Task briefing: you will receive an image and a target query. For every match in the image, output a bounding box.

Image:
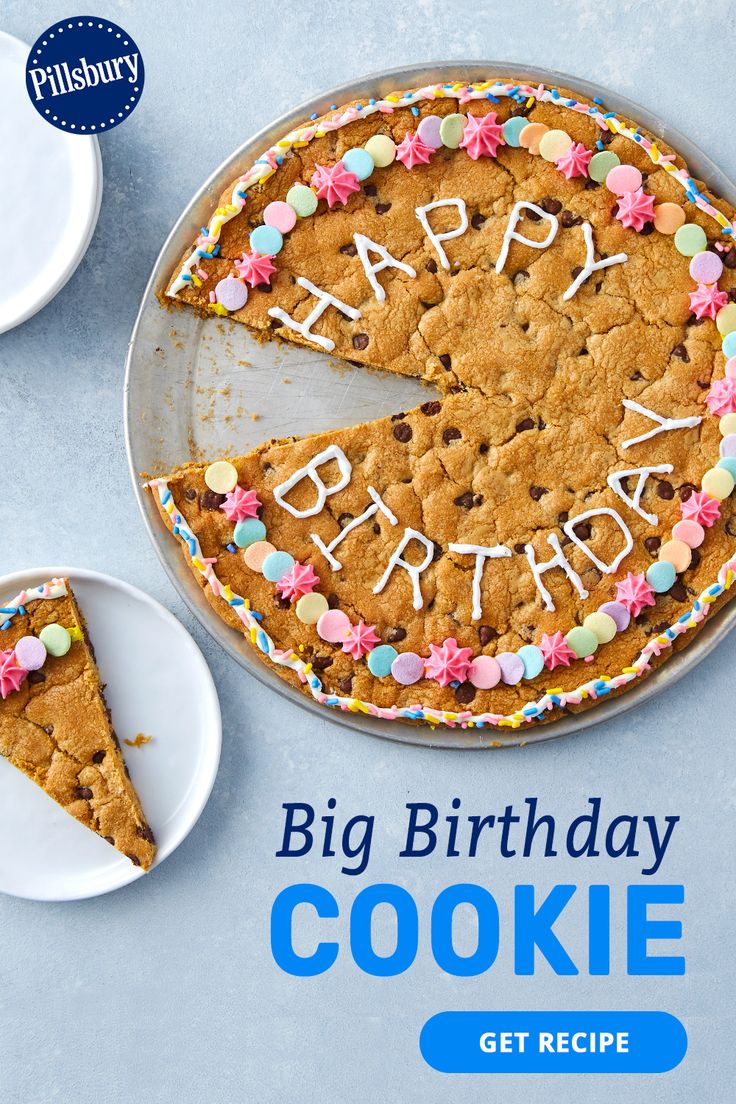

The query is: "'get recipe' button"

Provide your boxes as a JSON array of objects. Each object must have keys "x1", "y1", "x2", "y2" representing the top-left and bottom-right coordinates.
[{"x1": 420, "y1": 1011, "x2": 687, "y2": 1073}]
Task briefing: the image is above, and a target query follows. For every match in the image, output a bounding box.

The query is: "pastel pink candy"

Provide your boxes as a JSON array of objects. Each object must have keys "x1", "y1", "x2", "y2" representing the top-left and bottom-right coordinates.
[
  {"x1": 672, "y1": 519, "x2": 705, "y2": 548},
  {"x1": 467, "y1": 655, "x2": 501, "y2": 690},
  {"x1": 391, "y1": 651, "x2": 424, "y2": 685},
  {"x1": 726, "y1": 357, "x2": 736, "y2": 379},
  {"x1": 215, "y1": 276, "x2": 248, "y2": 311},
  {"x1": 597, "y1": 601, "x2": 630, "y2": 633},
  {"x1": 264, "y1": 201, "x2": 297, "y2": 234},
  {"x1": 496, "y1": 651, "x2": 524, "y2": 686},
  {"x1": 14, "y1": 635, "x2": 46, "y2": 671},
  {"x1": 606, "y1": 164, "x2": 642, "y2": 195},
  {"x1": 316, "y1": 609, "x2": 351, "y2": 643},
  {"x1": 689, "y1": 250, "x2": 723, "y2": 284},
  {"x1": 416, "y1": 114, "x2": 443, "y2": 149}
]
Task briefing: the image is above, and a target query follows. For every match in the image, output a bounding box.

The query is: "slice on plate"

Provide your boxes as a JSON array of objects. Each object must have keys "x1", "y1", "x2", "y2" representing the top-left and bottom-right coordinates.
[{"x1": 0, "y1": 578, "x2": 156, "y2": 869}]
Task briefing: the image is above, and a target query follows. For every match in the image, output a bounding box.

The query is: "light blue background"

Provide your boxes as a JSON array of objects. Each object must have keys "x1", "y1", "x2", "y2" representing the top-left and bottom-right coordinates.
[{"x1": 1, "y1": 2, "x2": 733, "y2": 1101}]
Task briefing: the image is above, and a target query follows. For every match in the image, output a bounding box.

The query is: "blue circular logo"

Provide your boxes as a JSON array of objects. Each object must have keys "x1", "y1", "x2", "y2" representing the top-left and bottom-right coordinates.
[{"x1": 25, "y1": 16, "x2": 144, "y2": 134}]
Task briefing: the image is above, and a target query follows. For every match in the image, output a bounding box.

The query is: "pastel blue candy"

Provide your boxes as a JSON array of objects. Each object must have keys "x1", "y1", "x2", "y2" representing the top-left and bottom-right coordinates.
[
  {"x1": 646, "y1": 560, "x2": 676, "y2": 593},
  {"x1": 249, "y1": 224, "x2": 283, "y2": 256},
  {"x1": 517, "y1": 644, "x2": 544, "y2": 679},
  {"x1": 342, "y1": 148, "x2": 374, "y2": 181},
  {"x1": 367, "y1": 644, "x2": 398, "y2": 678},
  {"x1": 233, "y1": 518, "x2": 267, "y2": 548},
  {"x1": 502, "y1": 116, "x2": 527, "y2": 147},
  {"x1": 723, "y1": 330, "x2": 736, "y2": 358},
  {"x1": 718, "y1": 457, "x2": 736, "y2": 480},
  {"x1": 262, "y1": 551, "x2": 295, "y2": 582}
]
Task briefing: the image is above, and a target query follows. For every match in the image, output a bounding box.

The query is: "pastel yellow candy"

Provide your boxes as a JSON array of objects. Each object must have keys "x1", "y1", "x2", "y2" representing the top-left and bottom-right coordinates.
[
  {"x1": 702, "y1": 466, "x2": 735, "y2": 500},
  {"x1": 204, "y1": 460, "x2": 238, "y2": 494},
  {"x1": 653, "y1": 202, "x2": 685, "y2": 235},
  {"x1": 716, "y1": 303, "x2": 736, "y2": 337},
  {"x1": 364, "y1": 134, "x2": 396, "y2": 168},
  {"x1": 659, "y1": 539, "x2": 692, "y2": 573},
  {"x1": 243, "y1": 540, "x2": 276, "y2": 571},
  {"x1": 720, "y1": 413, "x2": 736, "y2": 437},
  {"x1": 538, "y1": 129, "x2": 573, "y2": 163},
  {"x1": 518, "y1": 122, "x2": 548, "y2": 155},
  {"x1": 583, "y1": 611, "x2": 617, "y2": 644},
  {"x1": 295, "y1": 592, "x2": 329, "y2": 624}
]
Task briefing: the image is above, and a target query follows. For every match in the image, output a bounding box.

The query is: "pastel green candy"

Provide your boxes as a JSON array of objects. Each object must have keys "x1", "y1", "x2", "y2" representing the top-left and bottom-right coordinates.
[
  {"x1": 517, "y1": 644, "x2": 544, "y2": 679},
  {"x1": 39, "y1": 623, "x2": 72, "y2": 657},
  {"x1": 502, "y1": 116, "x2": 527, "y2": 148},
  {"x1": 286, "y1": 183, "x2": 318, "y2": 218},
  {"x1": 674, "y1": 223, "x2": 707, "y2": 256},
  {"x1": 261, "y1": 550, "x2": 295, "y2": 582},
  {"x1": 439, "y1": 113, "x2": 465, "y2": 149},
  {"x1": 723, "y1": 330, "x2": 736, "y2": 358},
  {"x1": 588, "y1": 150, "x2": 620, "y2": 183},
  {"x1": 342, "y1": 148, "x2": 374, "y2": 180},
  {"x1": 565, "y1": 626, "x2": 598, "y2": 659},
  {"x1": 583, "y1": 611, "x2": 617, "y2": 644},
  {"x1": 367, "y1": 644, "x2": 398, "y2": 678},
  {"x1": 717, "y1": 457, "x2": 736, "y2": 480},
  {"x1": 233, "y1": 518, "x2": 267, "y2": 548},
  {"x1": 646, "y1": 560, "x2": 676, "y2": 593}
]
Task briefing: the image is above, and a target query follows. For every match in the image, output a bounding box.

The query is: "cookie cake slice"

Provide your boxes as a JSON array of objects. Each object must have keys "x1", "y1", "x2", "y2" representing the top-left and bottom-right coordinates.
[{"x1": 0, "y1": 578, "x2": 156, "y2": 869}]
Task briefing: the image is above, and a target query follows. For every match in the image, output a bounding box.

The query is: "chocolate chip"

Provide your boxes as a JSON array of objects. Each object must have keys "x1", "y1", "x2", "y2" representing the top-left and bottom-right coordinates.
[
  {"x1": 526, "y1": 207, "x2": 542, "y2": 222},
  {"x1": 393, "y1": 422, "x2": 412, "y2": 442},
  {"x1": 337, "y1": 512, "x2": 354, "y2": 528},
  {"x1": 439, "y1": 353, "x2": 452, "y2": 370},
  {"x1": 352, "y1": 333, "x2": 369, "y2": 350},
  {"x1": 425, "y1": 259, "x2": 438, "y2": 274},
  {"x1": 127, "y1": 854, "x2": 142, "y2": 867},
  {"x1": 421, "y1": 400, "x2": 441, "y2": 416},
  {"x1": 92, "y1": 750, "x2": 106, "y2": 764},
  {"x1": 680, "y1": 483, "x2": 697, "y2": 502},
  {"x1": 652, "y1": 621, "x2": 670, "y2": 634},
  {"x1": 644, "y1": 536, "x2": 661, "y2": 555},
  {"x1": 432, "y1": 541, "x2": 444, "y2": 562},
  {"x1": 656, "y1": 480, "x2": 675, "y2": 500},
  {"x1": 327, "y1": 593, "x2": 339, "y2": 609},
  {"x1": 471, "y1": 212, "x2": 486, "y2": 229},
  {"x1": 269, "y1": 317, "x2": 283, "y2": 329},
  {"x1": 443, "y1": 426, "x2": 461, "y2": 444},
  {"x1": 28, "y1": 670, "x2": 46, "y2": 684},
  {"x1": 478, "y1": 625, "x2": 496, "y2": 646},
  {"x1": 363, "y1": 183, "x2": 377, "y2": 196},
  {"x1": 630, "y1": 370, "x2": 643, "y2": 381},
  {"x1": 669, "y1": 581, "x2": 687, "y2": 603},
  {"x1": 571, "y1": 265, "x2": 584, "y2": 280},
  {"x1": 689, "y1": 548, "x2": 701, "y2": 569},
  {"x1": 514, "y1": 542, "x2": 526, "y2": 554},
  {"x1": 312, "y1": 656, "x2": 334, "y2": 671},
  {"x1": 724, "y1": 248, "x2": 736, "y2": 269},
  {"x1": 584, "y1": 178, "x2": 600, "y2": 191},
  {"x1": 510, "y1": 103, "x2": 528, "y2": 118},
  {"x1": 200, "y1": 490, "x2": 225, "y2": 511},
  {"x1": 136, "y1": 825, "x2": 155, "y2": 844},
  {"x1": 274, "y1": 594, "x2": 290, "y2": 609},
  {"x1": 184, "y1": 487, "x2": 197, "y2": 502},
  {"x1": 561, "y1": 210, "x2": 583, "y2": 228},
  {"x1": 376, "y1": 203, "x2": 392, "y2": 215},
  {"x1": 572, "y1": 521, "x2": 591, "y2": 540},
  {"x1": 557, "y1": 511, "x2": 569, "y2": 524},
  {"x1": 387, "y1": 627, "x2": 407, "y2": 643},
  {"x1": 516, "y1": 416, "x2": 537, "y2": 433},
  {"x1": 339, "y1": 243, "x2": 357, "y2": 256},
  {"x1": 541, "y1": 197, "x2": 562, "y2": 215},
  {"x1": 454, "y1": 491, "x2": 476, "y2": 509},
  {"x1": 455, "y1": 682, "x2": 476, "y2": 705},
  {"x1": 74, "y1": 787, "x2": 93, "y2": 801},
  {"x1": 530, "y1": 485, "x2": 549, "y2": 500},
  {"x1": 391, "y1": 411, "x2": 406, "y2": 421},
  {"x1": 639, "y1": 221, "x2": 655, "y2": 235},
  {"x1": 619, "y1": 476, "x2": 630, "y2": 494},
  {"x1": 338, "y1": 676, "x2": 353, "y2": 694},
  {"x1": 479, "y1": 442, "x2": 488, "y2": 454},
  {"x1": 373, "y1": 522, "x2": 381, "y2": 535},
  {"x1": 672, "y1": 343, "x2": 689, "y2": 362}
]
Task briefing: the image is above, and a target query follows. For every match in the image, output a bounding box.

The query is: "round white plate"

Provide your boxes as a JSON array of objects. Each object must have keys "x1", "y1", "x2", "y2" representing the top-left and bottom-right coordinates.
[
  {"x1": 0, "y1": 567, "x2": 221, "y2": 901},
  {"x1": 0, "y1": 31, "x2": 102, "y2": 334}
]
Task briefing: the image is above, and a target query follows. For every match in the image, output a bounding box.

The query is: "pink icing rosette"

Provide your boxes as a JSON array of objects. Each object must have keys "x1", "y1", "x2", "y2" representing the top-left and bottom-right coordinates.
[
  {"x1": 234, "y1": 251, "x2": 277, "y2": 288},
  {"x1": 310, "y1": 162, "x2": 361, "y2": 207},
  {"x1": 680, "y1": 490, "x2": 721, "y2": 527},
  {"x1": 395, "y1": 131, "x2": 434, "y2": 169},
  {"x1": 0, "y1": 649, "x2": 27, "y2": 699},
  {"x1": 459, "y1": 112, "x2": 504, "y2": 159},
  {"x1": 705, "y1": 375, "x2": 736, "y2": 416},
  {"x1": 688, "y1": 282, "x2": 728, "y2": 322},
  {"x1": 614, "y1": 186, "x2": 655, "y2": 232},
  {"x1": 555, "y1": 142, "x2": 592, "y2": 180},
  {"x1": 220, "y1": 485, "x2": 262, "y2": 522},
  {"x1": 342, "y1": 620, "x2": 380, "y2": 660},
  {"x1": 424, "y1": 637, "x2": 473, "y2": 687},
  {"x1": 615, "y1": 572, "x2": 656, "y2": 617},
  {"x1": 539, "y1": 631, "x2": 576, "y2": 670},
  {"x1": 276, "y1": 562, "x2": 320, "y2": 602}
]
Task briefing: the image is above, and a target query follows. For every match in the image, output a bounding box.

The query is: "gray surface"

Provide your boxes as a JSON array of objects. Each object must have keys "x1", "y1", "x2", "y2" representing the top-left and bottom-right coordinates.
[{"x1": 0, "y1": 1, "x2": 733, "y2": 1101}]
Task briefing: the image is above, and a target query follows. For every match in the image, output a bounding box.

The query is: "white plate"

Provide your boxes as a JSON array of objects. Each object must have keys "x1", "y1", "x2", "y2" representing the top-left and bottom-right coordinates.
[
  {"x1": 0, "y1": 567, "x2": 221, "y2": 901},
  {"x1": 0, "y1": 31, "x2": 102, "y2": 334}
]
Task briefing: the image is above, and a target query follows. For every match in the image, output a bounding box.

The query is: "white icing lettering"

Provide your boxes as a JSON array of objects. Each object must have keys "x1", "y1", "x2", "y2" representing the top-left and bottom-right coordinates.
[
  {"x1": 562, "y1": 508, "x2": 633, "y2": 574},
  {"x1": 525, "y1": 534, "x2": 589, "y2": 612},
  {"x1": 448, "y1": 543, "x2": 512, "y2": 620},
  {"x1": 267, "y1": 276, "x2": 361, "y2": 353},
  {"x1": 353, "y1": 233, "x2": 416, "y2": 302},
  {"x1": 562, "y1": 222, "x2": 627, "y2": 300},
  {"x1": 415, "y1": 198, "x2": 468, "y2": 270},
  {"x1": 311, "y1": 486, "x2": 398, "y2": 570},
  {"x1": 495, "y1": 201, "x2": 558, "y2": 274},
  {"x1": 273, "y1": 444, "x2": 352, "y2": 519},
  {"x1": 607, "y1": 463, "x2": 674, "y2": 526},
  {"x1": 373, "y1": 527, "x2": 435, "y2": 610},
  {"x1": 621, "y1": 399, "x2": 702, "y2": 450}
]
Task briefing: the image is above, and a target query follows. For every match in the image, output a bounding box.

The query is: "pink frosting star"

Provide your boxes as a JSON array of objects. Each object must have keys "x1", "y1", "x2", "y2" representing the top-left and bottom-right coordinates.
[
  {"x1": 219, "y1": 485, "x2": 262, "y2": 522},
  {"x1": 310, "y1": 162, "x2": 361, "y2": 207},
  {"x1": 688, "y1": 282, "x2": 728, "y2": 321},
  {"x1": 276, "y1": 562, "x2": 320, "y2": 602},
  {"x1": 459, "y1": 112, "x2": 505, "y2": 159},
  {"x1": 555, "y1": 142, "x2": 592, "y2": 180},
  {"x1": 424, "y1": 637, "x2": 473, "y2": 687},
  {"x1": 395, "y1": 130, "x2": 434, "y2": 169},
  {"x1": 615, "y1": 572, "x2": 656, "y2": 618},
  {"x1": 705, "y1": 375, "x2": 736, "y2": 416},
  {"x1": 614, "y1": 186, "x2": 655, "y2": 231},
  {"x1": 539, "y1": 631, "x2": 577, "y2": 670},
  {"x1": 233, "y1": 251, "x2": 277, "y2": 288},
  {"x1": 0, "y1": 649, "x2": 27, "y2": 700},
  {"x1": 342, "y1": 620, "x2": 380, "y2": 660},
  {"x1": 680, "y1": 489, "x2": 721, "y2": 528}
]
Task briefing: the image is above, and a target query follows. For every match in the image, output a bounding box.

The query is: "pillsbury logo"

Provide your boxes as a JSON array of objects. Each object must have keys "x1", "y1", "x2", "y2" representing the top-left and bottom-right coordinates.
[{"x1": 25, "y1": 17, "x2": 144, "y2": 133}]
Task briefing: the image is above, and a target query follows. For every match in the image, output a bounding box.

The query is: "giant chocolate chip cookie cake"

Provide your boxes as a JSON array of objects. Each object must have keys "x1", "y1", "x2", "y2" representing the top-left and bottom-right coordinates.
[{"x1": 150, "y1": 76, "x2": 736, "y2": 732}]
